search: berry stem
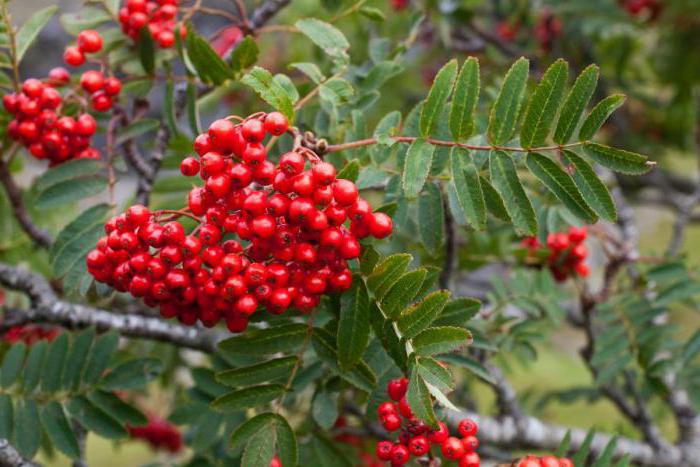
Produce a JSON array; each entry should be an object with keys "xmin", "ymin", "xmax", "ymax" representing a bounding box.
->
[{"xmin": 154, "ymin": 209, "xmax": 202, "ymax": 222}]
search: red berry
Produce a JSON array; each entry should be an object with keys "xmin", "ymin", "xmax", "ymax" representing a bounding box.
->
[
  {"xmin": 375, "ymin": 441, "xmax": 393, "ymax": 461},
  {"xmin": 263, "ymin": 112, "xmax": 288, "ymax": 136},
  {"xmin": 269, "ymin": 455, "xmax": 282, "ymax": 467},
  {"xmin": 408, "ymin": 435, "xmax": 430, "ymax": 456},
  {"xmin": 333, "ymin": 179, "xmax": 359, "ymax": 206},
  {"xmin": 462, "ymin": 435, "xmax": 479, "ymax": 452},
  {"xmin": 48, "ymin": 67, "xmax": 71, "ymax": 85},
  {"xmin": 382, "ymin": 413, "xmax": 402, "ymax": 431},
  {"xmin": 77, "ymin": 29, "xmax": 103, "ymax": 53},
  {"xmin": 63, "ymin": 46, "xmax": 85, "ymax": 67},
  {"xmin": 208, "ymin": 119, "xmax": 237, "ymax": 152},
  {"xmin": 457, "ymin": 418, "xmax": 478, "ymax": 437},
  {"xmin": 377, "ymin": 401, "xmax": 397, "ymax": 418},
  {"xmin": 369, "ymin": 212, "xmax": 393, "ymax": 239},
  {"xmin": 427, "ymin": 422, "xmax": 449, "ymax": 444},
  {"xmin": 241, "ymin": 118, "xmax": 265, "ymax": 143},
  {"xmin": 126, "ymin": 204, "xmax": 150, "ymax": 226},
  {"xmin": 459, "ymin": 452, "xmax": 481, "ymax": 467},
  {"xmin": 279, "ymin": 152, "xmax": 305, "ymax": 175},
  {"xmin": 104, "ymin": 77, "xmax": 122, "ymax": 96},
  {"xmin": 559, "ymin": 459, "xmax": 574, "ymax": 467},
  {"xmin": 390, "ymin": 444, "xmax": 410, "ymax": 465},
  {"xmin": 441, "ymin": 437, "xmax": 465, "ymax": 460},
  {"xmin": 540, "ymin": 456, "xmax": 561, "ymax": 467},
  {"xmin": 180, "ymin": 156, "xmax": 200, "ymax": 176}
]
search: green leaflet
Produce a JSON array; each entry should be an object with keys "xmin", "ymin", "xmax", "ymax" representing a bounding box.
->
[
  {"xmin": 241, "ymin": 66, "xmax": 295, "ymax": 121},
  {"xmin": 554, "ymin": 65, "xmax": 599, "ymax": 144},
  {"xmin": 211, "ymin": 384, "xmax": 286, "ymax": 412},
  {"xmin": 397, "ymin": 290, "xmax": 451, "ymax": 338},
  {"xmin": 449, "ymin": 57, "xmax": 480, "ymax": 142},
  {"xmin": 578, "ymin": 94, "xmax": 626, "ymax": 141},
  {"xmin": 520, "ymin": 59, "xmax": 569, "ymax": 148},
  {"xmin": 420, "ymin": 59, "xmax": 458, "ymax": 137},
  {"xmin": 561, "ymin": 150, "xmax": 616, "ymax": 221},
  {"xmin": 337, "ymin": 280, "xmax": 371, "ymax": 371},
  {"xmin": 583, "ymin": 142, "xmax": 651, "ymax": 175},
  {"xmin": 216, "ymin": 357, "xmax": 298, "ymax": 387},
  {"xmin": 489, "ymin": 151, "xmax": 537, "ymax": 235},
  {"xmin": 525, "ymin": 152, "xmax": 597, "ymax": 223},
  {"xmin": 295, "ymin": 18, "xmax": 350, "ymax": 62},
  {"xmin": 412, "ymin": 326, "xmax": 472, "ymax": 356},
  {"xmin": 417, "ymin": 182, "xmax": 445, "ymax": 256},
  {"xmin": 450, "ymin": 147, "xmax": 486, "ymax": 229},
  {"xmin": 488, "ymin": 57, "xmax": 529, "ymax": 145},
  {"xmin": 402, "ymin": 138, "xmax": 435, "ymax": 198}
]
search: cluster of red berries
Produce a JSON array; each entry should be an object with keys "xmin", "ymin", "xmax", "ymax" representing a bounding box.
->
[
  {"xmin": 128, "ymin": 416, "xmax": 183, "ymax": 453},
  {"xmin": 86, "ymin": 112, "xmax": 393, "ymax": 332},
  {"xmin": 375, "ymin": 378, "xmax": 481, "ymax": 466},
  {"xmin": 2, "ymin": 325, "xmax": 60, "ymax": 345},
  {"xmin": 119, "ymin": 0, "xmax": 185, "ymax": 48},
  {"xmin": 390, "ymin": 0, "xmax": 409, "ymax": 11},
  {"xmin": 3, "ymin": 30, "xmax": 120, "ymax": 164},
  {"xmin": 517, "ymin": 455, "xmax": 573, "ymax": 467},
  {"xmin": 534, "ymin": 10, "xmax": 562, "ymax": 51},
  {"xmin": 619, "ymin": 0, "xmax": 662, "ymax": 20},
  {"xmin": 496, "ymin": 21, "xmax": 519, "ymax": 42},
  {"xmin": 522, "ymin": 226, "xmax": 589, "ymax": 282}
]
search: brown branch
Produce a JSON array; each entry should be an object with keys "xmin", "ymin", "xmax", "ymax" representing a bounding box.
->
[
  {"xmin": 0, "ymin": 156, "xmax": 52, "ymax": 249},
  {"xmin": 249, "ymin": 0, "xmax": 291, "ymax": 30}
]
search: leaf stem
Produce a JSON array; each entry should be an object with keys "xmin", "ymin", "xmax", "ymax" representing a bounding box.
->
[{"xmin": 0, "ymin": 3, "xmax": 21, "ymax": 91}]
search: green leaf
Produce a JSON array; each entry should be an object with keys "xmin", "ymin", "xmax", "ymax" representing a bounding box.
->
[
  {"xmin": 100, "ymin": 358, "xmax": 162, "ymax": 390},
  {"xmin": 433, "ymin": 297, "xmax": 481, "ymax": 327},
  {"xmin": 555, "ymin": 430, "xmax": 571, "ymax": 456},
  {"xmin": 480, "ymin": 176, "xmax": 511, "ymax": 221},
  {"xmin": 59, "ymin": 8, "xmax": 111, "ymax": 36},
  {"xmin": 34, "ymin": 159, "xmax": 102, "ymax": 192},
  {"xmin": 338, "ymin": 280, "xmax": 371, "ymax": 371},
  {"xmin": 82, "ymin": 331, "xmax": 119, "ymax": 386},
  {"xmin": 230, "ymin": 413, "xmax": 276, "ymax": 452},
  {"xmin": 656, "ymin": 281, "xmax": 700, "ymax": 306},
  {"xmin": 186, "ymin": 81, "xmax": 201, "ymax": 135},
  {"xmin": 290, "ymin": 62, "xmax": 326, "ymax": 84},
  {"xmin": 592, "ymin": 437, "xmax": 618, "ymax": 467},
  {"xmin": 579, "ymin": 94, "xmax": 626, "ymax": 141},
  {"xmin": 381, "ymin": 269, "xmax": 428, "ymax": 319},
  {"xmin": 241, "ymin": 66, "xmax": 295, "ymax": 121},
  {"xmin": 366, "ymin": 253, "xmax": 412, "ymax": 299},
  {"xmin": 51, "ymin": 204, "xmax": 110, "ymax": 277},
  {"xmin": 450, "ymin": 147, "xmax": 486, "ymax": 229},
  {"xmin": 572, "ymin": 429, "xmax": 595, "ymax": 467},
  {"xmin": 413, "ymin": 327, "xmax": 472, "ymax": 356},
  {"xmin": 230, "ymin": 36, "xmax": 259, "ymax": 73},
  {"xmin": 22, "ymin": 340, "xmax": 47, "ymax": 392},
  {"xmin": 35, "ymin": 176, "xmax": 107, "ymax": 209},
  {"xmin": 489, "ymin": 151, "xmax": 537, "ymax": 235},
  {"xmin": 67, "ymin": 396, "xmax": 126, "ymax": 439},
  {"xmin": 359, "ymin": 6, "xmax": 386, "ymax": 21},
  {"xmin": 273, "ymin": 413, "xmax": 298, "ymax": 467},
  {"xmin": 216, "ymin": 357, "xmax": 298, "ymax": 387},
  {"xmin": 42, "ymin": 333, "xmax": 69, "ymax": 393},
  {"xmin": 319, "ymin": 78, "xmax": 354, "ymax": 105},
  {"xmin": 449, "ymin": 57, "xmax": 480, "ymax": 142},
  {"xmin": 418, "ymin": 182, "xmax": 444, "ymax": 256},
  {"xmin": 310, "ymin": 434, "xmax": 352, "ymax": 467},
  {"xmin": 219, "ymin": 323, "xmax": 309, "ymax": 356},
  {"xmin": 554, "ymin": 65, "xmax": 599, "ymax": 144},
  {"xmin": 406, "ymin": 368, "xmax": 436, "ymax": 425},
  {"xmin": 488, "ymin": 57, "xmax": 529, "ymax": 145},
  {"xmin": 295, "ymin": 18, "xmax": 349, "ymax": 62},
  {"xmin": 185, "ymin": 27, "xmax": 233, "ymax": 85},
  {"xmin": 15, "ymin": 400, "xmax": 40, "ymax": 458},
  {"xmin": 374, "ymin": 111, "xmax": 402, "ymax": 146},
  {"xmin": 116, "ymin": 118, "xmax": 160, "ymax": 146},
  {"xmin": 336, "ymin": 159, "xmax": 360, "ymax": 182},
  {"xmin": 561, "ymin": 150, "xmax": 616, "ymax": 221},
  {"xmin": 312, "ymin": 329, "xmax": 376, "ymax": 392},
  {"xmin": 397, "ymin": 290, "xmax": 451, "ymax": 339},
  {"xmin": 164, "ymin": 75, "xmax": 180, "ymax": 136},
  {"xmin": 211, "ymin": 384, "xmax": 286, "ymax": 412},
  {"xmin": 312, "ymin": 389, "xmax": 338, "ymax": 429},
  {"xmin": 415, "ymin": 357, "xmax": 454, "ymax": 392},
  {"xmin": 16, "ymin": 6, "xmax": 58, "ymax": 62},
  {"xmin": 1, "ymin": 343, "xmax": 26, "ymax": 388},
  {"xmin": 87, "ymin": 390, "xmax": 147, "ymax": 426},
  {"xmin": 439, "ymin": 354, "xmax": 496, "ymax": 384},
  {"xmin": 682, "ymin": 330, "xmax": 700, "ymax": 365},
  {"xmin": 137, "ymin": 28, "xmax": 155, "ymax": 75},
  {"xmin": 40, "ymin": 402, "xmax": 80, "ymax": 460},
  {"xmin": 583, "ymin": 142, "xmax": 651, "ymax": 175},
  {"xmin": 62, "ymin": 327, "xmax": 95, "ymax": 390},
  {"xmin": 402, "ymin": 138, "xmax": 435, "ymax": 198},
  {"xmin": 520, "ymin": 59, "xmax": 568, "ymax": 148},
  {"xmin": 526, "ymin": 152, "xmax": 597, "ymax": 222},
  {"xmin": 0, "ymin": 395, "xmax": 13, "ymax": 440},
  {"xmin": 420, "ymin": 59, "xmax": 458, "ymax": 137}
]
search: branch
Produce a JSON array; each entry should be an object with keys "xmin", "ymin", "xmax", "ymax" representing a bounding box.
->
[
  {"xmin": 135, "ymin": 124, "xmax": 169, "ymax": 206},
  {"xmin": 0, "ymin": 439, "xmax": 37, "ymax": 467},
  {"xmin": 249, "ymin": 0, "xmax": 291, "ymax": 30},
  {"xmin": 0, "ymin": 262, "xmax": 226, "ymax": 353},
  {"xmin": 0, "ymin": 157, "xmax": 52, "ymax": 249}
]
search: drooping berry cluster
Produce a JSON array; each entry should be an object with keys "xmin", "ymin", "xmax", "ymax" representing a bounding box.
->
[
  {"xmin": 87, "ymin": 112, "xmax": 393, "ymax": 332},
  {"xmin": 127, "ymin": 415, "xmax": 183, "ymax": 453},
  {"xmin": 3, "ymin": 30, "xmax": 120, "ymax": 165},
  {"xmin": 534, "ymin": 10, "xmax": 562, "ymax": 51},
  {"xmin": 517, "ymin": 454, "xmax": 573, "ymax": 467},
  {"xmin": 119, "ymin": 0, "xmax": 184, "ymax": 48},
  {"xmin": 522, "ymin": 226, "xmax": 589, "ymax": 282},
  {"xmin": 2, "ymin": 325, "xmax": 60, "ymax": 345},
  {"xmin": 375, "ymin": 378, "xmax": 481, "ymax": 466}
]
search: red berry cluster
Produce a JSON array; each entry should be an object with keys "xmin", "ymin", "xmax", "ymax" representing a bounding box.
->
[
  {"xmin": 390, "ymin": 0, "xmax": 409, "ymax": 11},
  {"xmin": 619, "ymin": 0, "xmax": 662, "ymax": 20},
  {"xmin": 535, "ymin": 10, "xmax": 562, "ymax": 51},
  {"xmin": 128, "ymin": 415, "xmax": 183, "ymax": 453},
  {"xmin": 63, "ymin": 29, "xmax": 104, "ymax": 67},
  {"xmin": 375, "ymin": 378, "xmax": 481, "ymax": 466},
  {"xmin": 119, "ymin": 0, "xmax": 185, "ymax": 48},
  {"xmin": 522, "ymin": 226, "xmax": 589, "ymax": 282},
  {"xmin": 496, "ymin": 21, "xmax": 519, "ymax": 41},
  {"xmin": 517, "ymin": 454, "xmax": 573, "ymax": 467},
  {"xmin": 2, "ymin": 325, "xmax": 60, "ymax": 346},
  {"xmin": 87, "ymin": 112, "xmax": 393, "ymax": 332}
]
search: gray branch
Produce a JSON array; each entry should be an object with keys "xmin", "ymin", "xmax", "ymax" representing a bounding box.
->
[
  {"xmin": 0, "ymin": 439, "xmax": 37, "ymax": 467},
  {"xmin": 249, "ymin": 0, "xmax": 291, "ymax": 29}
]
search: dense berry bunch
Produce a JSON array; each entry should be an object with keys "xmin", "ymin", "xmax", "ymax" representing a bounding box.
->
[
  {"xmin": 375, "ymin": 378, "xmax": 481, "ymax": 466},
  {"xmin": 535, "ymin": 10, "xmax": 562, "ymax": 51},
  {"xmin": 517, "ymin": 454, "xmax": 573, "ymax": 467},
  {"xmin": 128, "ymin": 416, "xmax": 183, "ymax": 453},
  {"xmin": 4, "ymin": 30, "xmax": 120, "ymax": 164},
  {"xmin": 87, "ymin": 112, "xmax": 393, "ymax": 332},
  {"xmin": 2, "ymin": 325, "xmax": 60, "ymax": 345},
  {"xmin": 522, "ymin": 226, "xmax": 589, "ymax": 282},
  {"xmin": 119, "ymin": 0, "xmax": 184, "ymax": 48}
]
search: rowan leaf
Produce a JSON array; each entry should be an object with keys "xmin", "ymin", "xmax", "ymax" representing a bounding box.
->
[
  {"xmin": 520, "ymin": 59, "xmax": 568, "ymax": 148},
  {"xmin": 420, "ymin": 59, "xmax": 458, "ymax": 137},
  {"xmin": 554, "ymin": 65, "xmax": 599, "ymax": 144},
  {"xmin": 561, "ymin": 150, "xmax": 616, "ymax": 221},
  {"xmin": 489, "ymin": 151, "xmax": 537, "ymax": 235},
  {"xmin": 402, "ymin": 138, "xmax": 435, "ymax": 198},
  {"xmin": 488, "ymin": 57, "xmax": 529, "ymax": 145},
  {"xmin": 449, "ymin": 57, "xmax": 480, "ymax": 142},
  {"xmin": 578, "ymin": 94, "xmax": 626, "ymax": 141}
]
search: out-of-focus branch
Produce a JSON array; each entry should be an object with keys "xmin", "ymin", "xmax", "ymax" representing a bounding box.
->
[
  {"xmin": 0, "ymin": 439, "xmax": 37, "ymax": 467},
  {"xmin": 0, "ymin": 153, "xmax": 52, "ymax": 249},
  {"xmin": 249, "ymin": 0, "xmax": 291, "ymax": 30},
  {"xmin": 134, "ymin": 124, "xmax": 169, "ymax": 206}
]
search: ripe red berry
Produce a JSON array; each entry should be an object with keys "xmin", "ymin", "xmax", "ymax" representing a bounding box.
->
[
  {"xmin": 441, "ymin": 437, "xmax": 465, "ymax": 460},
  {"xmin": 375, "ymin": 441, "xmax": 393, "ymax": 461},
  {"xmin": 279, "ymin": 152, "xmax": 305, "ymax": 175},
  {"xmin": 462, "ymin": 435, "xmax": 479, "ymax": 452},
  {"xmin": 382, "ymin": 413, "xmax": 402, "ymax": 431},
  {"xmin": 63, "ymin": 46, "xmax": 85, "ymax": 66},
  {"xmin": 539, "ymin": 456, "xmax": 561, "ymax": 467},
  {"xmin": 263, "ymin": 112, "xmax": 288, "ymax": 136},
  {"xmin": 180, "ymin": 157, "xmax": 200, "ymax": 176},
  {"xmin": 241, "ymin": 118, "xmax": 265, "ymax": 143},
  {"xmin": 208, "ymin": 119, "xmax": 237, "ymax": 151},
  {"xmin": 559, "ymin": 458, "xmax": 574, "ymax": 467},
  {"xmin": 333, "ymin": 179, "xmax": 359, "ymax": 206},
  {"xmin": 77, "ymin": 29, "xmax": 103, "ymax": 53},
  {"xmin": 104, "ymin": 77, "xmax": 122, "ymax": 96},
  {"xmin": 408, "ymin": 435, "xmax": 430, "ymax": 456},
  {"xmin": 369, "ymin": 212, "xmax": 393, "ymax": 239},
  {"xmin": 459, "ymin": 452, "xmax": 481, "ymax": 467},
  {"xmin": 126, "ymin": 205, "xmax": 151, "ymax": 226},
  {"xmin": 269, "ymin": 455, "xmax": 282, "ymax": 467},
  {"xmin": 428, "ymin": 422, "xmax": 449, "ymax": 444},
  {"xmin": 390, "ymin": 444, "xmax": 410, "ymax": 465},
  {"xmin": 48, "ymin": 67, "xmax": 71, "ymax": 85},
  {"xmin": 457, "ymin": 418, "xmax": 478, "ymax": 437}
]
